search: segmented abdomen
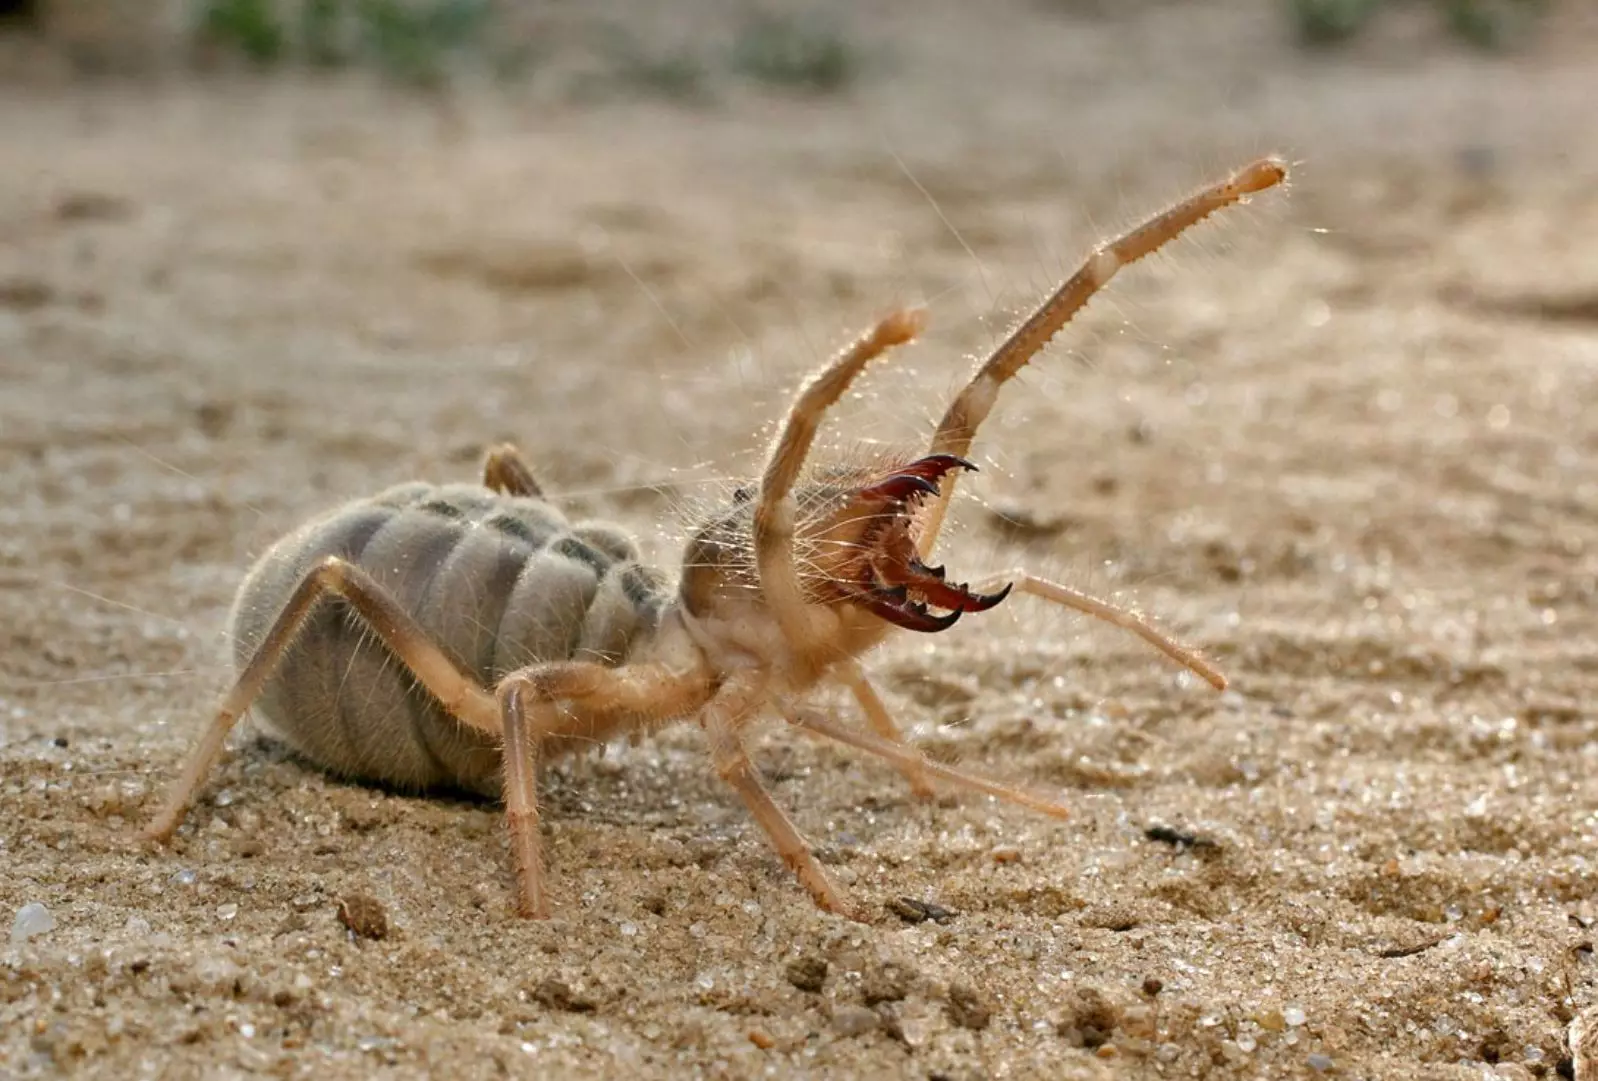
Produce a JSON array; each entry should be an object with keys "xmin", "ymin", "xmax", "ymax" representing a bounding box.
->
[{"xmin": 226, "ymin": 481, "xmax": 670, "ymax": 796}]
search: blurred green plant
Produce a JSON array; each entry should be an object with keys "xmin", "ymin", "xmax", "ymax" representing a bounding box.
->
[
  {"xmin": 579, "ymin": 14, "xmax": 867, "ymax": 105},
  {"xmin": 193, "ymin": 0, "xmax": 502, "ymax": 85},
  {"xmin": 298, "ymin": 0, "xmax": 352, "ymax": 67},
  {"xmin": 593, "ymin": 25, "xmax": 715, "ymax": 105},
  {"xmin": 729, "ymin": 13, "xmax": 857, "ymax": 93},
  {"xmin": 190, "ymin": 3, "xmax": 872, "ymax": 99},
  {"xmin": 356, "ymin": 0, "xmax": 492, "ymax": 86},
  {"xmin": 1288, "ymin": 0, "xmax": 1381, "ymax": 45},
  {"xmin": 1442, "ymin": 0, "xmax": 1549, "ymax": 49},
  {"xmin": 1287, "ymin": 0, "xmax": 1551, "ymax": 51},
  {"xmin": 197, "ymin": 0, "xmax": 288, "ymax": 64},
  {"xmin": 618, "ymin": 50, "xmax": 714, "ymax": 103}
]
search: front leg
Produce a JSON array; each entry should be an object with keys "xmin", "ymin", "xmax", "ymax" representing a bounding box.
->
[{"xmin": 701, "ymin": 671, "xmax": 859, "ymax": 920}]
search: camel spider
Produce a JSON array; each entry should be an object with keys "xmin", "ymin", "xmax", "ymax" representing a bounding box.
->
[{"xmin": 144, "ymin": 157, "xmax": 1286, "ymax": 920}]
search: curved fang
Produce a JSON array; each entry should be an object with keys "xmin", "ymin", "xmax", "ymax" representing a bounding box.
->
[
  {"xmin": 856, "ymin": 455, "xmax": 978, "ymax": 503},
  {"xmin": 858, "ymin": 588, "xmax": 965, "ymax": 633}
]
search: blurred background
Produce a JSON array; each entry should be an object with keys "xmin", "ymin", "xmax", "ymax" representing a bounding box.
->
[
  {"xmin": 5, "ymin": 2, "xmax": 1598, "ymax": 1076},
  {"xmin": 0, "ymin": 0, "xmax": 1572, "ymax": 85}
]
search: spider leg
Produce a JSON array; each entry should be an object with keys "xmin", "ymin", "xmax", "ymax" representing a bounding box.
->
[
  {"xmin": 780, "ymin": 699, "xmax": 1072, "ymax": 821},
  {"xmin": 703, "ymin": 672, "xmax": 859, "ymax": 920},
  {"xmin": 971, "ymin": 570, "xmax": 1227, "ymax": 691},
  {"xmin": 917, "ymin": 157, "xmax": 1288, "ymax": 558},
  {"xmin": 834, "ymin": 660, "xmax": 935, "ymax": 798},
  {"xmin": 495, "ymin": 658, "xmax": 715, "ymax": 918},
  {"xmin": 481, "ymin": 442, "xmax": 545, "ymax": 497},
  {"xmin": 143, "ymin": 555, "xmax": 500, "ymax": 843}
]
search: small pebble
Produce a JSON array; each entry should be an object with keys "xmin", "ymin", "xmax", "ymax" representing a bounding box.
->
[
  {"xmin": 860, "ymin": 960, "xmax": 914, "ymax": 1005},
  {"xmin": 990, "ymin": 845, "xmax": 1022, "ymax": 864},
  {"xmin": 831, "ymin": 1005, "xmax": 879, "ymax": 1038},
  {"xmin": 946, "ymin": 982, "xmax": 993, "ymax": 1031},
  {"xmin": 532, "ymin": 977, "xmax": 596, "ymax": 1012},
  {"xmin": 11, "ymin": 902, "xmax": 55, "ymax": 947},
  {"xmin": 1255, "ymin": 1008, "xmax": 1286, "ymax": 1032},
  {"xmin": 337, "ymin": 893, "xmax": 388, "ymax": 940},
  {"xmin": 1081, "ymin": 904, "xmax": 1139, "ymax": 932},
  {"xmin": 1307, "ymin": 1052, "xmax": 1334, "ymax": 1073},
  {"xmin": 1144, "ymin": 824, "xmax": 1218, "ymax": 850},
  {"xmin": 885, "ymin": 897, "xmax": 957, "ymax": 925},
  {"xmin": 785, "ymin": 954, "xmax": 828, "ymax": 994},
  {"xmin": 1065, "ymin": 986, "xmax": 1120, "ymax": 1044}
]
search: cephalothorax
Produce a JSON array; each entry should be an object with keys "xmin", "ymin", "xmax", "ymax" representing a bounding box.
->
[{"xmin": 145, "ymin": 158, "xmax": 1285, "ymax": 919}]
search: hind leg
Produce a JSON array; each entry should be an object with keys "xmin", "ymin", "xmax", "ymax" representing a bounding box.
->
[
  {"xmin": 143, "ymin": 556, "xmax": 500, "ymax": 842},
  {"xmin": 482, "ymin": 443, "xmax": 545, "ymax": 497}
]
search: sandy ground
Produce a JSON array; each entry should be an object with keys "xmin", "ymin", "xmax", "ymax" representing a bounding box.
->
[{"xmin": 5, "ymin": 2, "xmax": 1598, "ymax": 1077}]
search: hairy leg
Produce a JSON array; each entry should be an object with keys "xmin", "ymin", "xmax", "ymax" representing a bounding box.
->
[
  {"xmin": 143, "ymin": 555, "xmax": 500, "ymax": 842},
  {"xmin": 494, "ymin": 657, "xmax": 715, "ymax": 918},
  {"xmin": 751, "ymin": 309, "xmax": 925, "ymax": 650},
  {"xmin": 834, "ymin": 660, "xmax": 934, "ymax": 798},
  {"xmin": 972, "ymin": 569, "xmax": 1227, "ymax": 691},
  {"xmin": 780, "ymin": 699, "xmax": 1072, "ymax": 821},
  {"xmin": 703, "ymin": 673, "xmax": 857, "ymax": 919},
  {"xmin": 917, "ymin": 158, "xmax": 1288, "ymax": 557},
  {"xmin": 499, "ymin": 678, "xmax": 550, "ymax": 917},
  {"xmin": 482, "ymin": 442, "xmax": 545, "ymax": 497},
  {"xmin": 502, "ymin": 663, "xmax": 855, "ymax": 919}
]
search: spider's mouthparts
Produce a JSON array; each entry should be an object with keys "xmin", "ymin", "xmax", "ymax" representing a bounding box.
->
[
  {"xmin": 859, "ymin": 585, "xmax": 965, "ymax": 632},
  {"xmin": 850, "ymin": 452, "xmax": 1005, "ymax": 633},
  {"xmin": 856, "ymin": 454, "xmax": 977, "ymax": 504},
  {"xmin": 863, "ymin": 559, "xmax": 1014, "ymax": 634}
]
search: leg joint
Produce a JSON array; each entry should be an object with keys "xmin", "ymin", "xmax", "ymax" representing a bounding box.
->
[
  {"xmin": 497, "ymin": 663, "xmax": 600, "ymax": 710},
  {"xmin": 709, "ymin": 741, "xmax": 757, "ymax": 787},
  {"xmin": 311, "ymin": 554, "xmax": 354, "ymax": 589}
]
